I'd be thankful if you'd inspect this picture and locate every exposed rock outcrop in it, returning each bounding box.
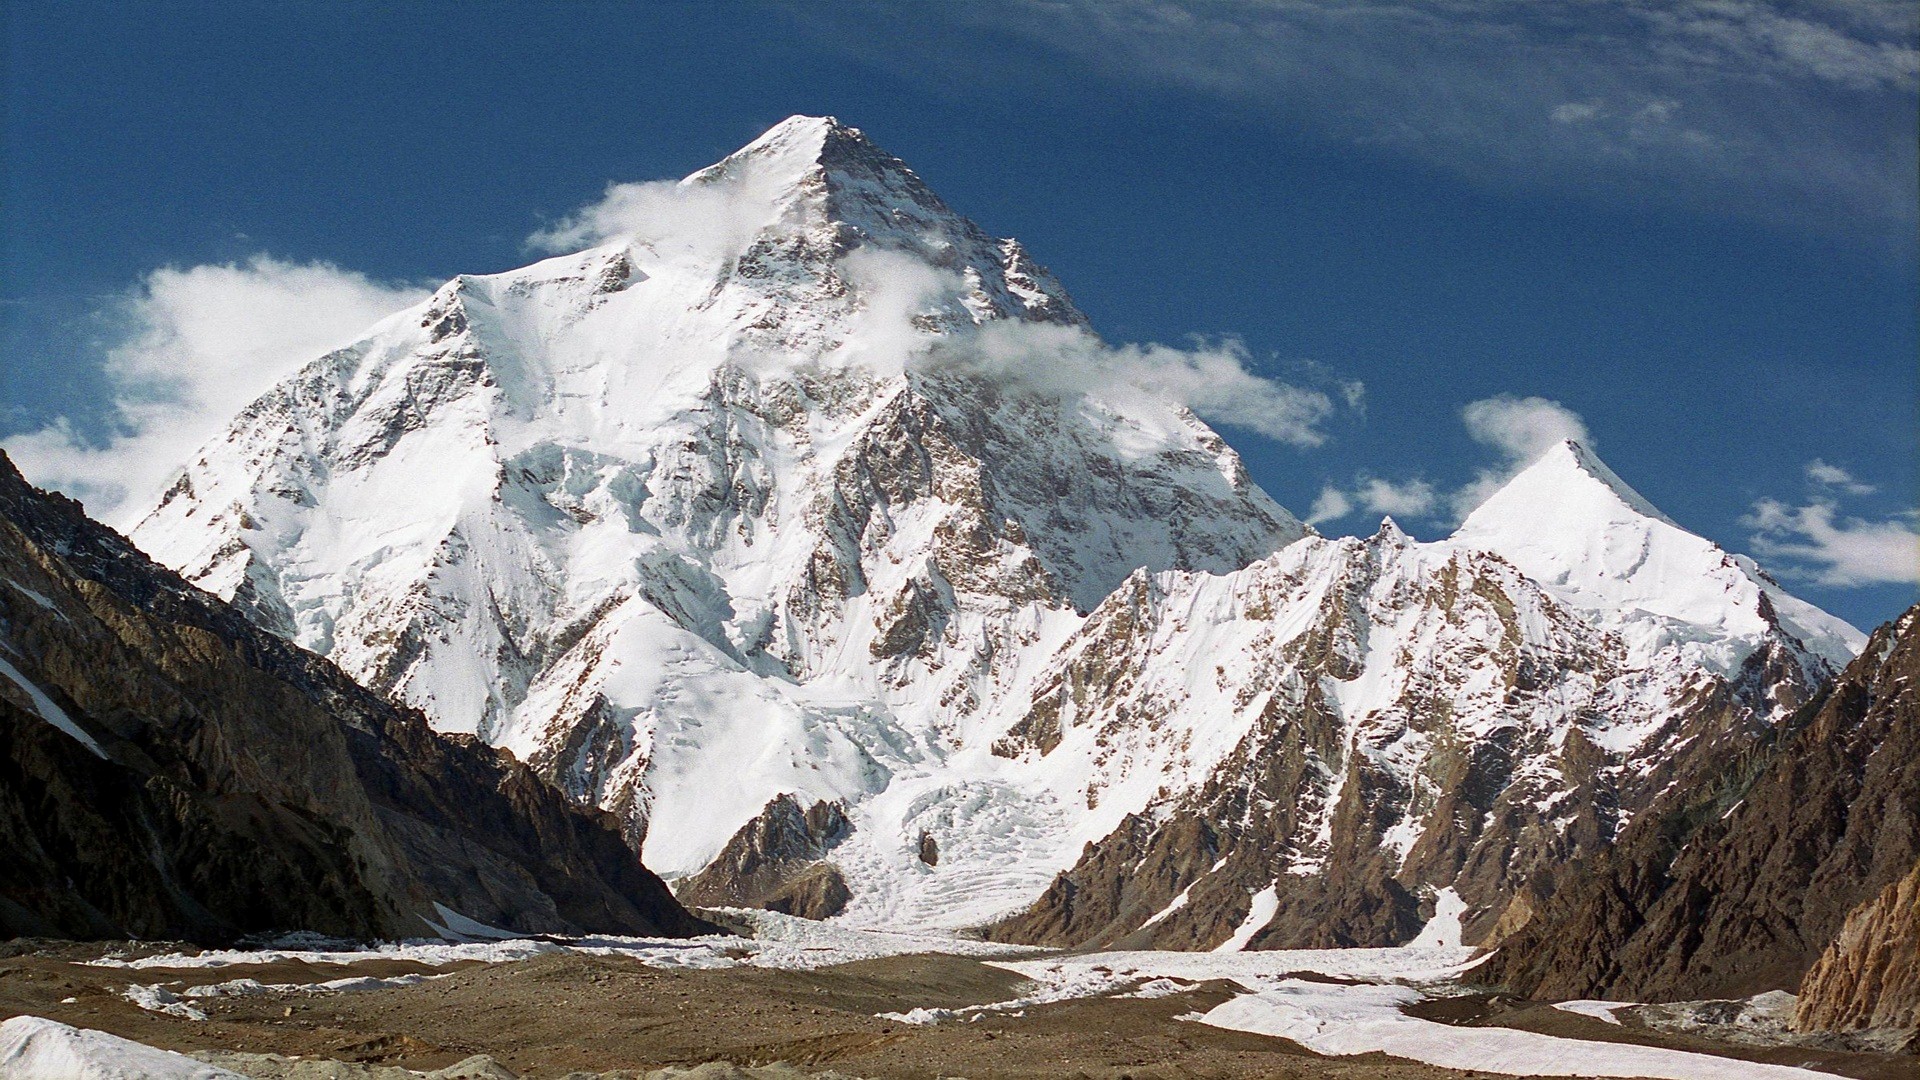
[1793,858,1920,1042]
[674,795,854,919]
[0,451,710,943]
[1479,605,1919,1024]
[987,491,1846,952]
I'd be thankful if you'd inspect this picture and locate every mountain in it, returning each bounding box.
[121,115,1862,940]
[1478,602,1918,1045]
[0,450,707,942]
[983,442,1862,949]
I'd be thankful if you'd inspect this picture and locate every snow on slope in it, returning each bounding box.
[123,116,1860,937]
[1454,440,1863,675]
[127,116,1304,928]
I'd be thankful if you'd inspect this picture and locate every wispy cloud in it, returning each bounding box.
[1307,475,1438,525]
[3,258,427,525]
[857,0,1917,234]
[1746,498,1919,586]
[1805,458,1877,494]
[1745,459,1918,586]
[1452,394,1591,519]
[834,248,1347,447]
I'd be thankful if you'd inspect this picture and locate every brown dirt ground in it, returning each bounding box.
[0,943,1897,1080]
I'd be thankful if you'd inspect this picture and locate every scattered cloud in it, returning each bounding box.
[1745,457,1917,586]
[1746,497,1919,586]
[3,258,426,526]
[815,247,1348,447]
[1451,394,1590,519]
[1805,458,1877,494]
[1461,394,1591,460]
[528,176,781,260]
[1307,475,1438,526]
[843,0,1918,234]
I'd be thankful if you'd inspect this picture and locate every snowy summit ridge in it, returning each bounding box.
[128,117,1859,942]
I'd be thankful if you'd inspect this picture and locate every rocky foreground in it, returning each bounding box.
[2,915,1911,1080]
[0,449,705,943]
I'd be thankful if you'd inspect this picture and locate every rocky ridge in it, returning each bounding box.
[0,450,707,942]
[1479,603,1918,1043]
[118,115,1864,942]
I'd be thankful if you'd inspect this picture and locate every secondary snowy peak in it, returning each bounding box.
[1452,439,1862,673]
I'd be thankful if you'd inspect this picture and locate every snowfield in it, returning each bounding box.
[0,1015,243,1079]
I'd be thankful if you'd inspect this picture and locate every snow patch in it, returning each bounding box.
[1405,886,1465,949]
[1553,999,1635,1025]
[1213,885,1278,952]
[0,651,105,758]
[1198,979,1832,1079]
[0,1016,242,1079]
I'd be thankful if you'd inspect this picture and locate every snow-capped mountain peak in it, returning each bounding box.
[122,118,1864,945]
[1452,439,1861,672]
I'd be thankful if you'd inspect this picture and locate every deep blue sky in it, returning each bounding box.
[4,1,1915,629]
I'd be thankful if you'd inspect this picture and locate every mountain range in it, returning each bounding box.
[18,116,1908,1039]
[122,115,1865,936]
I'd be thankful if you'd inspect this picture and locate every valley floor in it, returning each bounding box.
[0,915,1903,1080]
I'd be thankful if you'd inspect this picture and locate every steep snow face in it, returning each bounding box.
[1452,441,1863,677]
[128,116,1303,922]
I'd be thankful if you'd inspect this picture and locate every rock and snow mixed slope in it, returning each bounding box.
[124,116,1863,941]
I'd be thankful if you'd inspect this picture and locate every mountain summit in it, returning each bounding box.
[1456,439,1861,674]
[126,118,1856,941]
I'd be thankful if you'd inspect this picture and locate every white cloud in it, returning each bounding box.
[814,247,1346,447]
[1461,394,1592,461]
[851,1,1919,234]
[947,320,1339,447]
[1307,475,1437,525]
[528,177,781,260]
[1806,458,1876,494]
[3,257,426,526]
[1307,486,1354,526]
[1452,394,1591,519]
[1551,101,1605,124]
[1745,498,1919,586]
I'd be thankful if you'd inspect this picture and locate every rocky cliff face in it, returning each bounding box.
[115,115,1862,938]
[1793,858,1920,1043]
[985,455,1855,950]
[1478,604,1919,1030]
[0,450,709,943]
[674,794,855,919]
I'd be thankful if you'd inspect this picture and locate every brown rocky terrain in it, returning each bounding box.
[1478,604,1920,1035]
[1793,857,1920,1043]
[986,526,1832,954]
[0,450,709,943]
[12,940,1904,1079]
[675,796,855,919]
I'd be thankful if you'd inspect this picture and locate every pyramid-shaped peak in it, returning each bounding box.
[1451,438,1865,669]
[1460,439,1680,538]
[686,114,929,196]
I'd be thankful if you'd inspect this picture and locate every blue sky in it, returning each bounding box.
[3,1,1915,630]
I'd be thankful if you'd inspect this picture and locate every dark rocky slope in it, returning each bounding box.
[674,794,855,919]
[0,451,710,943]
[984,527,1830,953]
[1479,604,1919,1021]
